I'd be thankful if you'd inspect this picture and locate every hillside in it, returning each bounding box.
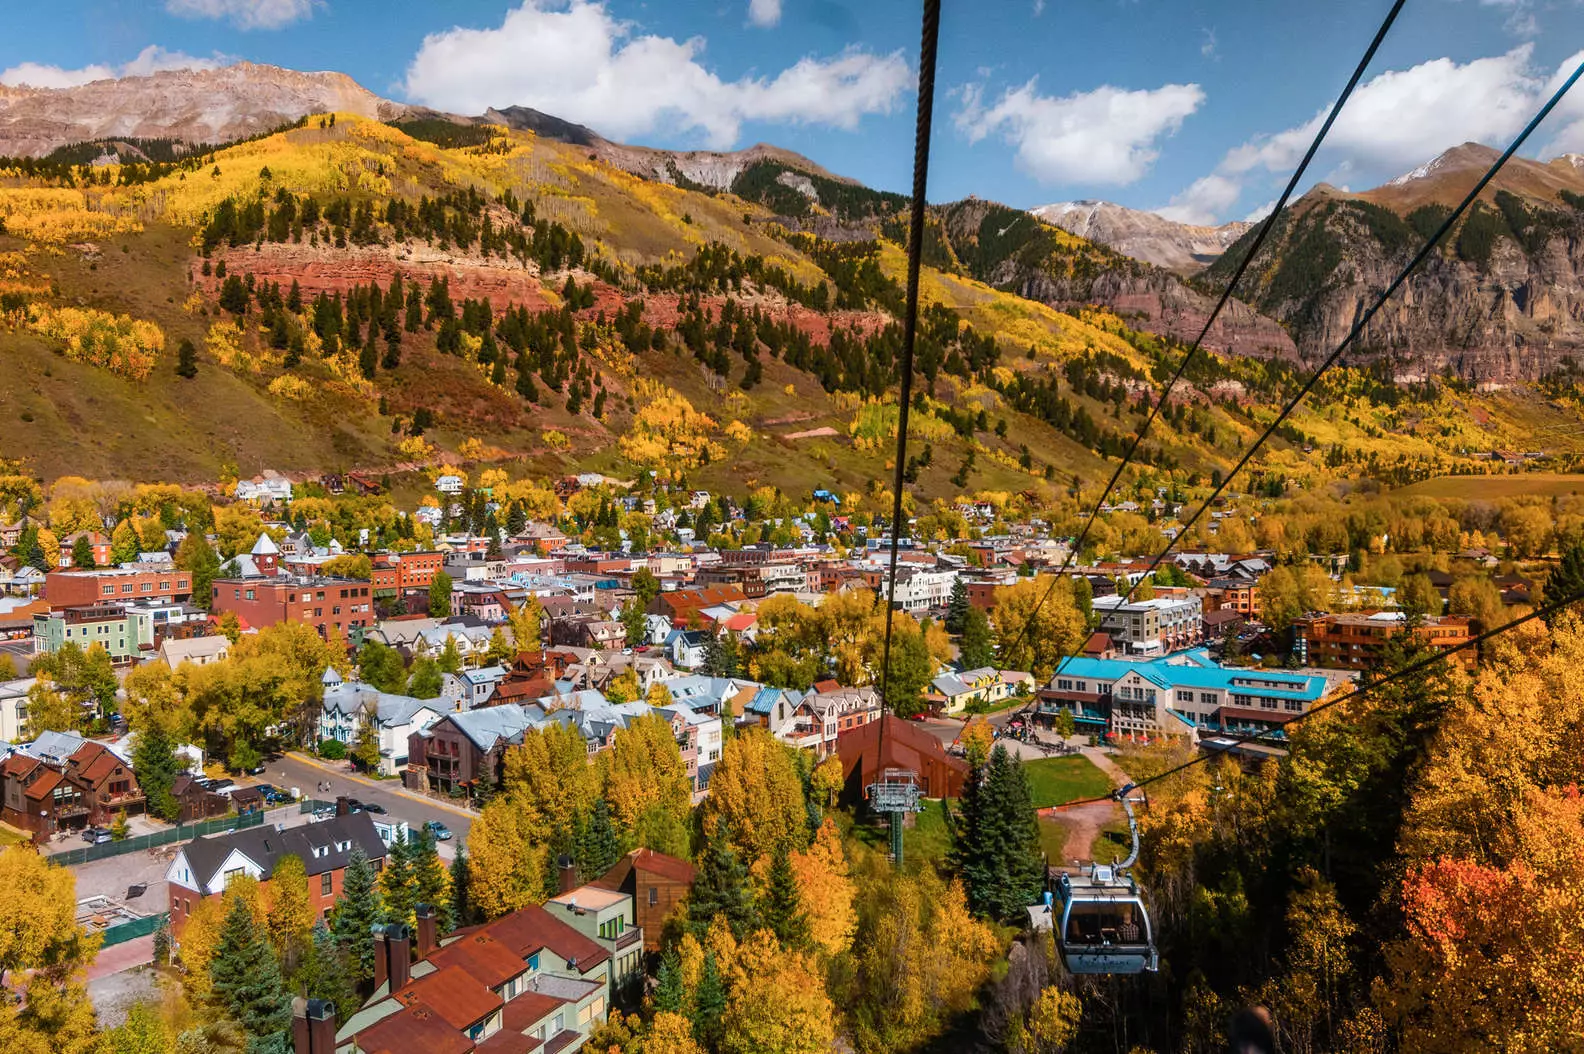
[1031,199,1250,273]
[1207,144,1584,385]
[0,72,1576,493]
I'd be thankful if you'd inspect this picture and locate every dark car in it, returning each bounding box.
[360,801,387,814]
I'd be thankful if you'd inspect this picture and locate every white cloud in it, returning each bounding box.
[0,45,221,89]
[402,1,911,149]
[1161,45,1584,224]
[1155,173,1240,225]
[955,78,1203,185]
[164,0,315,30]
[1200,29,1218,60]
[748,0,782,28]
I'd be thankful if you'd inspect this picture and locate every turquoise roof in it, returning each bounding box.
[1050,655,1326,702]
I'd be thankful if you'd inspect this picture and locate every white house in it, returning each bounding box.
[0,679,33,743]
[666,629,711,670]
[441,665,508,711]
[435,475,465,495]
[317,669,446,776]
[234,478,293,504]
[159,636,231,670]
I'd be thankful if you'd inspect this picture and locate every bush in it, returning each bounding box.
[318,739,347,760]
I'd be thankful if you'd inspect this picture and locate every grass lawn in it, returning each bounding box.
[0,823,28,847]
[1022,755,1114,808]
[1396,473,1584,500]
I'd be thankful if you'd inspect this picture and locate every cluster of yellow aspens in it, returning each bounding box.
[0,187,141,243]
[22,305,164,380]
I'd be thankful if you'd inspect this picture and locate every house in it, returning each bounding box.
[546,884,646,997]
[665,629,711,669]
[926,667,1016,715]
[837,714,968,801]
[58,531,112,569]
[167,810,389,934]
[435,474,465,496]
[0,733,142,838]
[441,665,508,711]
[1090,592,1204,654]
[0,679,34,742]
[1293,612,1477,672]
[404,706,542,797]
[791,686,884,757]
[324,899,617,1054]
[317,670,447,776]
[159,635,230,669]
[591,848,696,954]
[169,773,232,823]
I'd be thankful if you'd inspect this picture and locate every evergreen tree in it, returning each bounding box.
[297,923,355,1022]
[176,337,199,378]
[133,722,183,823]
[70,534,95,570]
[762,845,810,949]
[688,825,759,939]
[692,951,727,1050]
[653,947,686,1014]
[410,829,453,934]
[950,745,1045,920]
[701,632,741,677]
[945,577,971,635]
[620,600,647,648]
[176,532,222,612]
[210,895,292,1054]
[381,833,416,928]
[960,607,996,670]
[576,799,622,881]
[1544,537,1584,624]
[449,847,477,931]
[329,847,384,981]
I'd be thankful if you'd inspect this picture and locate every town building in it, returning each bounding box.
[546,883,645,998]
[837,714,968,801]
[317,669,448,776]
[166,810,390,934]
[45,566,193,608]
[33,605,150,663]
[591,848,696,955]
[1090,592,1203,654]
[0,732,143,837]
[1292,612,1477,671]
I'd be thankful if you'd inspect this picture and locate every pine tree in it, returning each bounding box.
[701,632,741,677]
[945,577,971,635]
[654,947,686,1014]
[410,829,453,934]
[692,951,727,1050]
[210,895,292,1054]
[449,847,477,930]
[297,923,355,1023]
[70,534,95,570]
[330,847,384,981]
[950,745,1045,920]
[960,607,996,670]
[176,338,199,379]
[132,722,183,822]
[1545,537,1584,623]
[763,844,810,949]
[381,832,416,928]
[576,799,622,881]
[689,825,759,939]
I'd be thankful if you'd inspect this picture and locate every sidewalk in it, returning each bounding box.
[285,752,479,821]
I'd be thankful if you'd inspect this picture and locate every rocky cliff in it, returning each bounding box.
[1031,199,1250,273]
[0,62,403,156]
[1206,147,1584,385]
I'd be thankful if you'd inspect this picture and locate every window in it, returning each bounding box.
[101,585,114,596]
[245,589,255,601]
[322,872,333,895]
[122,584,133,593]
[1056,679,1072,691]
[224,868,245,886]
[140,583,152,593]
[528,952,540,971]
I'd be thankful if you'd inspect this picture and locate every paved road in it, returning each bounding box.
[269,754,475,847]
[0,639,36,674]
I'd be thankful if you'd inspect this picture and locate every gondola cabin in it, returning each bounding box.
[1052,865,1158,974]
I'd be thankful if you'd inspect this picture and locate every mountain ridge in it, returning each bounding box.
[1030,199,1250,274]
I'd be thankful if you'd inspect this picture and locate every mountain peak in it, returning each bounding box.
[1030,199,1249,274]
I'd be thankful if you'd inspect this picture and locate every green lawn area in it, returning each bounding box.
[1022,755,1114,808]
[0,823,28,847]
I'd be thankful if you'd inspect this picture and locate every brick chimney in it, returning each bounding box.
[557,853,578,895]
[291,997,336,1054]
[335,796,351,817]
[382,922,411,991]
[372,926,388,989]
[414,903,437,959]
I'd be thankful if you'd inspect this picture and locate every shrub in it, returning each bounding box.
[318,739,347,760]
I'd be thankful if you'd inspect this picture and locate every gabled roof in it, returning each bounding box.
[250,532,279,556]
[482,903,610,972]
[392,964,505,1030]
[179,811,387,890]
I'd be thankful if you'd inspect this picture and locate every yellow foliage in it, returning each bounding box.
[0,187,140,242]
[397,436,435,462]
[205,319,256,373]
[724,420,752,445]
[542,429,571,451]
[468,794,550,918]
[267,374,314,400]
[791,818,857,955]
[22,306,163,380]
[619,384,724,471]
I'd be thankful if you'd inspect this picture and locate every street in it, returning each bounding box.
[268,753,475,847]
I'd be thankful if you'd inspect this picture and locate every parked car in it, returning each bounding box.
[424,820,453,841]
[81,827,112,845]
[345,799,386,815]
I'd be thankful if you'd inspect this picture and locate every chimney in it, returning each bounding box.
[415,903,437,958]
[372,926,388,989]
[335,795,351,817]
[557,854,578,895]
[292,997,336,1054]
[385,922,411,991]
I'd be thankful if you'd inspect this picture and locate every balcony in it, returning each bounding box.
[615,928,643,951]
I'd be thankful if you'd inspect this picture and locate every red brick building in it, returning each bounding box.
[46,566,193,607]
[210,575,374,639]
[371,550,445,593]
[166,810,388,933]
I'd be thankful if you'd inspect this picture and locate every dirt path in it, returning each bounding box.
[1040,746,1134,865]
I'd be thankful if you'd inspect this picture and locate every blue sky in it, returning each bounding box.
[3,0,1584,224]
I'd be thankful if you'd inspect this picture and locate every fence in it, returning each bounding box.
[49,811,267,867]
[100,912,168,948]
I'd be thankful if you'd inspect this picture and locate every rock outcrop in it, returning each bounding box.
[1031,200,1250,274]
